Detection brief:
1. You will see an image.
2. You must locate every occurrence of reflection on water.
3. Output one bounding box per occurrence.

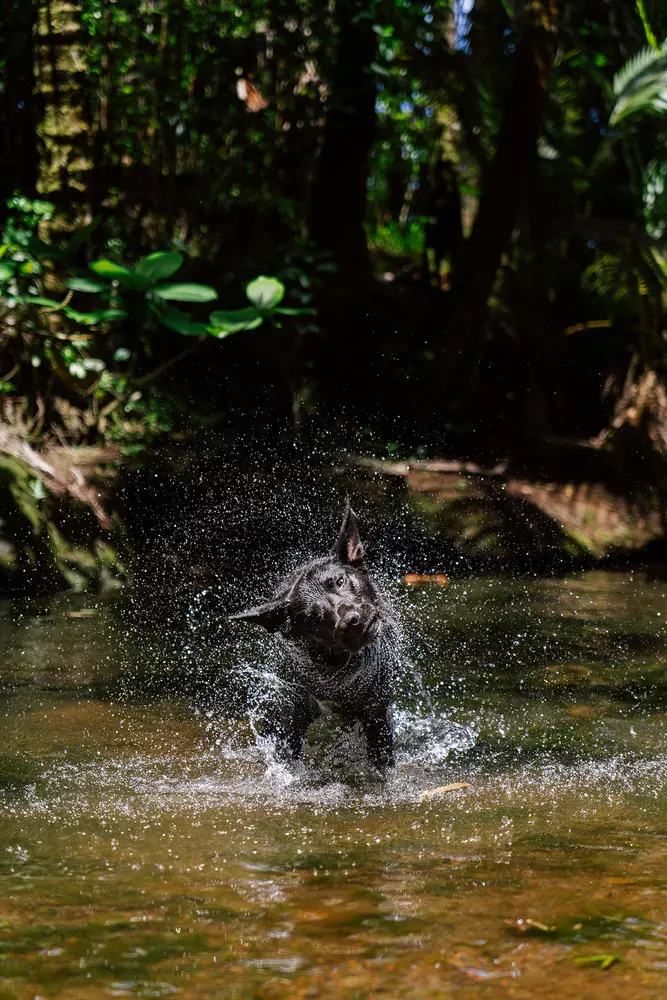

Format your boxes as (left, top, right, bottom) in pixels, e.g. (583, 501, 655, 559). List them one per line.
(1, 571, 667, 998)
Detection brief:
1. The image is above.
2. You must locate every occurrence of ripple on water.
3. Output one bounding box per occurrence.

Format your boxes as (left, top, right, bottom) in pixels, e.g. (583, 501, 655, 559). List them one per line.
(5, 711, 667, 827)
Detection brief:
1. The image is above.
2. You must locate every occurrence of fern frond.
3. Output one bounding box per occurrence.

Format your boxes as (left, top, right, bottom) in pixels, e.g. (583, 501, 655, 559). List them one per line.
(613, 44, 664, 97)
(582, 254, 624, 297)
(610, 39, 667, 124)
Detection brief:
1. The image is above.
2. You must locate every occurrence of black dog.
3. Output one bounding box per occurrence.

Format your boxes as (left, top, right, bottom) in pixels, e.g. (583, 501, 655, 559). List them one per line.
(229, 504, 399, 768)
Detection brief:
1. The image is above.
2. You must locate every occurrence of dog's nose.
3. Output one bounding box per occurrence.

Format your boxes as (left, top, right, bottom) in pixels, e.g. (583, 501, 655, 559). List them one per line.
(337, 608, 361, 631)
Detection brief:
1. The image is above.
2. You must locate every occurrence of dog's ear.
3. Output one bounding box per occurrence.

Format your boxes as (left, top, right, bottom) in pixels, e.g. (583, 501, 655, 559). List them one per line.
(331, 502, 365, 567)
(228, 600, 289, 633)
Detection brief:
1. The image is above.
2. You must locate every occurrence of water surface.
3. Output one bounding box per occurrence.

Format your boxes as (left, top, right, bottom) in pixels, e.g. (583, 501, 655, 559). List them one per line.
(1, 571, 667, 999)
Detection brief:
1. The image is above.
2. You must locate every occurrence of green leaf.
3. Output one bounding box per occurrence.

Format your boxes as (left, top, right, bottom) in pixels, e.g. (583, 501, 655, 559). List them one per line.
(89, 259, 139, 286)
(32, 199, 55, 217)
(245, 275, 285, 309)
(0, 263, 14, 280)
(65, 307, 127, 325)
(636, 0, 660, 51)
(209, 317, 264, 338)
(68, 362, 88, 380)
(610, 41, 667, 123)
(614, 44, 663, 96)
(97, 308, 127, 322)
(160, 306, 209, 337)
(273, 306, 316, 315)
(154, 283, 218, 303)
(208, 307, 263, 335)
(135, 251, 184, 283)
(66, 277, 105, 293)
(24, 296, 64, 309)
(0, 382, 16, 394)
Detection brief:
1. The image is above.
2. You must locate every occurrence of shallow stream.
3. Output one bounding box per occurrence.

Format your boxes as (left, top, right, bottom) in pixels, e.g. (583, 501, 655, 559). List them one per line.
(2, 571, 667, 998)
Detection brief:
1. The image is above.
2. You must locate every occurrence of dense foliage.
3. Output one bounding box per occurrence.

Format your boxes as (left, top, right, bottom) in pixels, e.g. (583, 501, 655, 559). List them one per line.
(1, 0, 667, 453)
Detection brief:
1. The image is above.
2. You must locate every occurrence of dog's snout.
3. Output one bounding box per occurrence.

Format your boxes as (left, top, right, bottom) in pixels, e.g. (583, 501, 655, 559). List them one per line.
(334, 603, 360, 629)
(335, 604, 372, 634)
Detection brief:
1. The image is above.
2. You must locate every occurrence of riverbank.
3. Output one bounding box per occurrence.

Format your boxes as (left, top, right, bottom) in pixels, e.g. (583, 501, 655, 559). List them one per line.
(0, 427, 665, 595)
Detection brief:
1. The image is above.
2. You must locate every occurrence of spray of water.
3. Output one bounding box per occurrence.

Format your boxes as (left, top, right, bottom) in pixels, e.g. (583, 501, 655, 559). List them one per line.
(114, 437, 478, 803)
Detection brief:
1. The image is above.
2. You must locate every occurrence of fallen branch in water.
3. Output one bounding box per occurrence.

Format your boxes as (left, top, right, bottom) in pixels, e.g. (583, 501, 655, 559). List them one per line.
(0, 420, 117, 527)
(420, 782, 472, 801)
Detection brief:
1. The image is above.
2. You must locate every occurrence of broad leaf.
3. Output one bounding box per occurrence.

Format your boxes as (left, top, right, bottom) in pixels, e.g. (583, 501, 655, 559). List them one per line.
(90, 259, 139, 286)
(135, 251, 184, 283)
(154, 283, 218, 303)
(209, 307, 263, 334)
(245, 275, 285, 309)
(97, 308, 127, 322)
(66, 277, 105, 293)
(160, 306, 209, 337)
(0, 263, 15, 281)
(25, 296, 64, 309)
(65, 307, 128, 325)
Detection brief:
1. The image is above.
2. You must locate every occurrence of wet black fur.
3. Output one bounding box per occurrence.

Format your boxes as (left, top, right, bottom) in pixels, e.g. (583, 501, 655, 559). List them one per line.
(229, 504, 399, 768)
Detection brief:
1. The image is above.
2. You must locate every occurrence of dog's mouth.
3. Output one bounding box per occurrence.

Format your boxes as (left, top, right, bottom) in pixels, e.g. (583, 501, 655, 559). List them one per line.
(334, 615, 380, 652)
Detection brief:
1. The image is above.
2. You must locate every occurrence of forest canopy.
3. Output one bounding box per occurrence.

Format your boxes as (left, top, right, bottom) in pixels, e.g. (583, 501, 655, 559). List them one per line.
(1, 0, 667, 453)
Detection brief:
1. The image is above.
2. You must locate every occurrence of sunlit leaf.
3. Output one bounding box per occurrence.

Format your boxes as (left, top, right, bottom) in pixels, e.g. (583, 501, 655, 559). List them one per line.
(25, 296, 64, 309)
(32, 199, 55, 217)
(90, 259, 139, 286)
(154, 283, 218, 302)
(66, 277, 105, 293)
(65, 307, 127, 325)
(208, 307, 263, 335)
(69, 362, 88, 379)
(135, 251, 184, 283)
(160, 306, 209, 336)
(610, 41, 667, 124)
(245, 275, 285, 309)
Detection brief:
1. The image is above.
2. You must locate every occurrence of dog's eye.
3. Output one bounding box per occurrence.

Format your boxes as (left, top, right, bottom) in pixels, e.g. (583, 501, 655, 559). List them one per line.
(336, 576, 345, 587)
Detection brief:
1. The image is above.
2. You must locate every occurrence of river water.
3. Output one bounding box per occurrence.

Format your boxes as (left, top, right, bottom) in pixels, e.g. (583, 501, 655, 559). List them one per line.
(1, 570, 667, 998)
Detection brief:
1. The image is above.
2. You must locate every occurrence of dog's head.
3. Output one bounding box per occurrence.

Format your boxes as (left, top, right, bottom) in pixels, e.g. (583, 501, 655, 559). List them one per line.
(229, 504, 381, 654)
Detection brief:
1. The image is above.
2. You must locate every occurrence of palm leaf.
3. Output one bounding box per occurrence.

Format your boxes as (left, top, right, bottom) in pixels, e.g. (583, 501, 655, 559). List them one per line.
(611, 40, 667, 123)
(613, 44, 664, 97)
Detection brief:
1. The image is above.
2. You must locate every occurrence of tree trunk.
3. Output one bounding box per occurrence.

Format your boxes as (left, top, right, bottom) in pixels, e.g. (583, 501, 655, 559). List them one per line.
(309, 0, 377, 286)
(446, 0, 559, 370)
